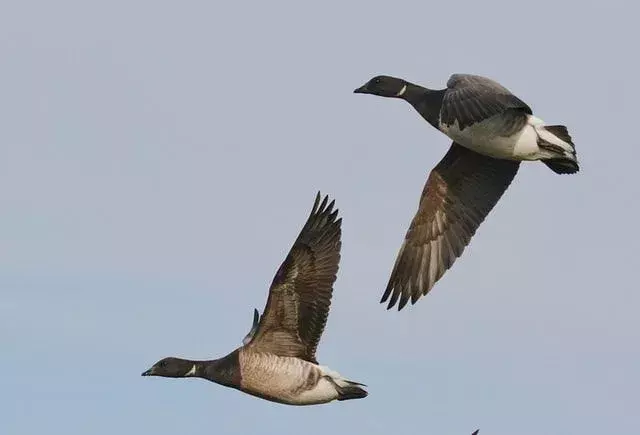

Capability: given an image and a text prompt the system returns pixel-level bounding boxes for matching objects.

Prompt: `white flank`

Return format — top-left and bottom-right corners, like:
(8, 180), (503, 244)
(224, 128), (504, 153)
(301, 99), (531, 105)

(510, 117), (541, 160)
(316, 365), (354, 389)
(513, 115), (574, 159)
(442, 114), (572, 161)
(297, 375), (341, 404)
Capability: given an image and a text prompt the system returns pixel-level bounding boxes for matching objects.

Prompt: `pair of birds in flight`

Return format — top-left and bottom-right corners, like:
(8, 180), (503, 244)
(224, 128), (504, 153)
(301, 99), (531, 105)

(142, 73), (578, 410)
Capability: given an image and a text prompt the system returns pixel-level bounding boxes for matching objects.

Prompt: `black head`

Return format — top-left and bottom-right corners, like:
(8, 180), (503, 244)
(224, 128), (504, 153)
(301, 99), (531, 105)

(141, 357), (198, 378)
(354, 75), (408, 98)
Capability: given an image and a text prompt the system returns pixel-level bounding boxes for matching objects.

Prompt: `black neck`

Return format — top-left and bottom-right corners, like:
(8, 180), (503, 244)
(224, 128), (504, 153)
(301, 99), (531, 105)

(400, 84), (446, 129)
(201, 349), (242, 387)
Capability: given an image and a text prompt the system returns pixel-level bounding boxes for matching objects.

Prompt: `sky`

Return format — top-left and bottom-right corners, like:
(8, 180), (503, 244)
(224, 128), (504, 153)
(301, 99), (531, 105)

(1, 1), (639, 434)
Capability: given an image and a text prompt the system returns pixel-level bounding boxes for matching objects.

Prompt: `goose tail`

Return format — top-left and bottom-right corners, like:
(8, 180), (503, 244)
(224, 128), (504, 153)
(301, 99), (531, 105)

(335, 379), (368, 401)
(538, 125), (579, 174)
(317, 365), (368, 401)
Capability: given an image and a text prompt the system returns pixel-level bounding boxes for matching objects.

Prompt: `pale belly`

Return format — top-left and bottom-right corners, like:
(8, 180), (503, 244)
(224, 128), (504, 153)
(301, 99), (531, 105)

(440, 116), (542, 161)
(238, 351), (339, 405)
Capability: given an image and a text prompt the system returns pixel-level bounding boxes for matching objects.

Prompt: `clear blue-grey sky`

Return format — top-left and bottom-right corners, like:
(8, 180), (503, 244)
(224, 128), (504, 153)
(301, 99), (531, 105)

(1, 1), (638, 434)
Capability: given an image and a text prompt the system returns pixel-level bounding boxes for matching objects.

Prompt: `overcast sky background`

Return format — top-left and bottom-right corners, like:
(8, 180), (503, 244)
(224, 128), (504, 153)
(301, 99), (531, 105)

(1, 1), (639, 434)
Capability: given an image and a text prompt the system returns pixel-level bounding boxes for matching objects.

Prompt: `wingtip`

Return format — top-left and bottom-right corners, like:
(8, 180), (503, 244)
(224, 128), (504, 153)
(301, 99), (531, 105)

(307, 191), (343, 233)
(312, 191), (330, 212)
(319, 194), (329, 211)
(380, 289), (401, 311)
(397, 293), (410, 310)
(383, 299), (399, 311)
(380, 291), (412, 311)
(471, 430), (479, 435)
(379, 290), (391, 306)
(311, 191), (334, 215)
(327, 198), (336, 214)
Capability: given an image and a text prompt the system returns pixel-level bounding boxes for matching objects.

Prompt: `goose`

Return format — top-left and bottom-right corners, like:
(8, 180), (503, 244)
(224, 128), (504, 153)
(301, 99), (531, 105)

(142, 193), (367, 405)
(354, 73), (579, 310)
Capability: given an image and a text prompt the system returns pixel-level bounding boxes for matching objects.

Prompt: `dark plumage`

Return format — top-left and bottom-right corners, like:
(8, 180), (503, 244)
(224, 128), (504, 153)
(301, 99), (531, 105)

(355, 73), (578, 310)
(142, 193), (367, 405)
(440, 74), (532, 130)
(247, 192), (342, 363)
(381, 143), (519, 310)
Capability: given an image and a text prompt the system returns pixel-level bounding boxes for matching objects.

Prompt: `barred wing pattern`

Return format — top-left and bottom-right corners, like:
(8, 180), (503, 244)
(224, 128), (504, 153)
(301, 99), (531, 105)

(382, 143), (520, 310)
(247, 193), (342, 363)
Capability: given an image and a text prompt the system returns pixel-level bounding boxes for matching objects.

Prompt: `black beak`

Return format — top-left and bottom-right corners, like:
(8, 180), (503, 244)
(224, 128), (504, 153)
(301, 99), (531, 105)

(353, 85), (368, 94)
(141, 368), (154, 376)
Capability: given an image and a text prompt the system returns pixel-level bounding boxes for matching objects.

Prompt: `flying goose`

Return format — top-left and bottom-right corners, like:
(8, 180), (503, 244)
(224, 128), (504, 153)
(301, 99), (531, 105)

(142, 193), (368, 405)
(354, 73), (579, 310)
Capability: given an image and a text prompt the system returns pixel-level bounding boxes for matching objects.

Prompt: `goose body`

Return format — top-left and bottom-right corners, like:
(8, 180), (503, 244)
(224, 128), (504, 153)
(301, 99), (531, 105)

(142, 193), (367, 405)
(354, 73), (579, 310)
(437, 74), (577, 165)
(236, 350), (363, 405)
(441, 111), (574, 162)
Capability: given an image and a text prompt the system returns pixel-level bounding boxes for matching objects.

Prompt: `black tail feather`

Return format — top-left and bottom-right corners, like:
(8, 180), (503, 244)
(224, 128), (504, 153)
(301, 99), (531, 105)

(542, 158), (579, 174)
(335, 381), (368, 401)
(540, 124), (578, 174)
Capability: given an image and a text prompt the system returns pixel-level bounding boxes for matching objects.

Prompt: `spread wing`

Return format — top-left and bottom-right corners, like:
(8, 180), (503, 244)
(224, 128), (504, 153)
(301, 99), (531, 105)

(381, 143), (520, 310)
(440, 74), (532, 130)
(246, 192), (341, 363)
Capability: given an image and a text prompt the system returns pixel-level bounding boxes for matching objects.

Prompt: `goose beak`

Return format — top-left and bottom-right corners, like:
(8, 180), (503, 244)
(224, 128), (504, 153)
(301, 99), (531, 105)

(141, 368), (154, 376)
(353, 85), (367, 94)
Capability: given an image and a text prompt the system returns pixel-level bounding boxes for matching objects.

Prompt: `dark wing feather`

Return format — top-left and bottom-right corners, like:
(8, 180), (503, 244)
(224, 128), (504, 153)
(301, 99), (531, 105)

(247, 192), (341, 363)
(381, 143), (520, 310)
(440, 74), (532, 130)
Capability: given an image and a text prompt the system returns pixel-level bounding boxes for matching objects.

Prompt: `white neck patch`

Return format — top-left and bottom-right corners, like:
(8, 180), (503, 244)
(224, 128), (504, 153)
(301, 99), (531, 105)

(185, 364), (197, 376)
(395, 84), (407, 97)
